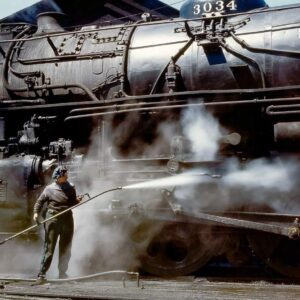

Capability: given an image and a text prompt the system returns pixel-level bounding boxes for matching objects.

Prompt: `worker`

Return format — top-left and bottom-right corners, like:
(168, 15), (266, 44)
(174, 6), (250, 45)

(33, 166), (82, 284)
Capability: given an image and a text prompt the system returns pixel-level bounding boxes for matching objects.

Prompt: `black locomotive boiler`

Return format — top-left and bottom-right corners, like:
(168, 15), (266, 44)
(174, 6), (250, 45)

(1, 0), (300, 278)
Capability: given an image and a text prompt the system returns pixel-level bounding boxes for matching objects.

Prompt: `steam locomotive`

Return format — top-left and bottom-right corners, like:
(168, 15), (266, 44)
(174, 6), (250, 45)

(1, 0), (300, 278)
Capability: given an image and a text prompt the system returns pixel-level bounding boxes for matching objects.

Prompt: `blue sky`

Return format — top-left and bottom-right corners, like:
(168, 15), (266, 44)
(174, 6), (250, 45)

(0, 0), (39, 19)
(0, 0), (299, 19)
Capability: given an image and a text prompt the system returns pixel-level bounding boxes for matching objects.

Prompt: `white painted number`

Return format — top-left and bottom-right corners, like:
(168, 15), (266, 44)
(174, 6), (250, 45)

(216, 1), (225, 11)
(194, 4), (201, 15)
(226, 0), (237, 11)
(203, 2), (212, 12)
(193, 1), (237, 15)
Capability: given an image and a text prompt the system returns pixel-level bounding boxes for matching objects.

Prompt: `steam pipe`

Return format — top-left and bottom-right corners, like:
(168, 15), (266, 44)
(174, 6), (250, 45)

(65, 97), (300, 122)
(7, 55), (101, 102)
(2, 92), (300, 113)
(7, 37), (41, 79)
(69, 99), (187, 115)
(230, 31), (300, 57)
(67, 96), (300, 116)
(0, 99), (45, 105)
(9, 65), (41, 78)
(1, 4), (300, 44)
(0, 187), (122, 246)
(0, 101), (105, 111)
(218, 38), (266, 88)
(2, 26), (32, 98)
(5, 82), (100, 103)
(266, 104), (300, 116)
(17, 50), (123, 65)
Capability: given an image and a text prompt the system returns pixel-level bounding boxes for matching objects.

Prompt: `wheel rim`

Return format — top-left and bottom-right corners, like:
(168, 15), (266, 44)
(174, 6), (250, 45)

(135, 222), (214, 276)
(248, 232), (300, 278)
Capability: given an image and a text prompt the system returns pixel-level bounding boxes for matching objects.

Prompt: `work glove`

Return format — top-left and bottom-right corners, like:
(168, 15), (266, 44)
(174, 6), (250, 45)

(77, 195), (84, 202)
(33, 213), (39, 224)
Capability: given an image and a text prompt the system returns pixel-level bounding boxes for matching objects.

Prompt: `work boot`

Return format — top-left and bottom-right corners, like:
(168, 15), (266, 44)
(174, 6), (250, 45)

(32, 275), (47, 285)
(59, 272), (68, 279)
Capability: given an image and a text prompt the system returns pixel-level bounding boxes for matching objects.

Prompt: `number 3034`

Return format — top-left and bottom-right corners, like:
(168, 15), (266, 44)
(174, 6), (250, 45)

(193, 0), (237, 14)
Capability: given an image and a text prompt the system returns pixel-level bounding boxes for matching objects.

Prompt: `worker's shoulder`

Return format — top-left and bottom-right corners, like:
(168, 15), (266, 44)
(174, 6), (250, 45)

(44, 182), (58, 191)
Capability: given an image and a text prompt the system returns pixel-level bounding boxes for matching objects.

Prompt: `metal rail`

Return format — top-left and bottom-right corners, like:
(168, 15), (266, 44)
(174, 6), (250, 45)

(64, 96), (300, 122)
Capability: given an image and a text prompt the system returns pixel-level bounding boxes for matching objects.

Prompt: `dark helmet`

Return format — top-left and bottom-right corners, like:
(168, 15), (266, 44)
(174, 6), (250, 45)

(52, 166), (68, 180)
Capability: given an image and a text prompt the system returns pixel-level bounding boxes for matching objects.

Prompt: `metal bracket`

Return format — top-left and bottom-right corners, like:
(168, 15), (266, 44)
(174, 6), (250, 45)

(162, 189), (182, 215)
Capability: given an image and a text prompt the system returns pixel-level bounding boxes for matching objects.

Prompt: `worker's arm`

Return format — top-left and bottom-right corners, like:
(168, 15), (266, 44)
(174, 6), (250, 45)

(33, 189), (48, 222)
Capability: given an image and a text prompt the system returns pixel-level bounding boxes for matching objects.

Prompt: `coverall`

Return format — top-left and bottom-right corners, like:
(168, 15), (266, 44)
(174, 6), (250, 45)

(33, 181), (78, 277)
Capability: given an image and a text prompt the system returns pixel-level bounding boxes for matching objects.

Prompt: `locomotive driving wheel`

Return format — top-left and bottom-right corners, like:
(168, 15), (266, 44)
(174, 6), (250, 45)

(247, 232), (300, 278)
(134, 222), (214, 276)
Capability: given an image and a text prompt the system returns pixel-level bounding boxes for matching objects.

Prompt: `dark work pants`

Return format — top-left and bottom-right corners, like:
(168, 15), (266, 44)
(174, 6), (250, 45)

(38, 210), (74, 277)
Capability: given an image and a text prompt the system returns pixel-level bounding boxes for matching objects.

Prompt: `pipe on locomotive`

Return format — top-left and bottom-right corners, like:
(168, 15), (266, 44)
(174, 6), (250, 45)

(3, 88), (300, 113)
(229, 31), (300, 58)
(64, 96), (300, 122)
(2, 25), (100, 103)
(66, 96), (300, 117)
(217, 38), (266, 88)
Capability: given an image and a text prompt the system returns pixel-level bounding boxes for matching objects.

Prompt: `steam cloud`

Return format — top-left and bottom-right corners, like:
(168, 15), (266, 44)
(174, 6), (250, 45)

(182, 106), (222, 161)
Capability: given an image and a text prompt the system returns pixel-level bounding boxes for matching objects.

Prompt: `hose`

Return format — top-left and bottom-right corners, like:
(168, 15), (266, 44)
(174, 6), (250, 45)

(0, 270), (140, 286)
(0, 187), (122, 246)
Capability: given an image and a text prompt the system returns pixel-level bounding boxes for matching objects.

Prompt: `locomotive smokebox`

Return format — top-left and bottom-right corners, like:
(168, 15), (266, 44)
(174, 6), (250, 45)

(35, 12), (65, 36)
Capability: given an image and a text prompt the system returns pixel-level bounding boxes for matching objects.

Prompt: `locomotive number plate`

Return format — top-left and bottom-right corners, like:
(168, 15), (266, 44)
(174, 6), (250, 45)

(193, 0), (237, 15)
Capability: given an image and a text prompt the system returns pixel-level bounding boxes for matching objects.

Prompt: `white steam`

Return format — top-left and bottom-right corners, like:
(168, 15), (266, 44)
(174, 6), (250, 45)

(124, 172), (211, 189)
(181, 106), (222, 161)
(0, 239), (42, 277)
(174, 158), (298, 213)
(223, 159), (293, 192)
